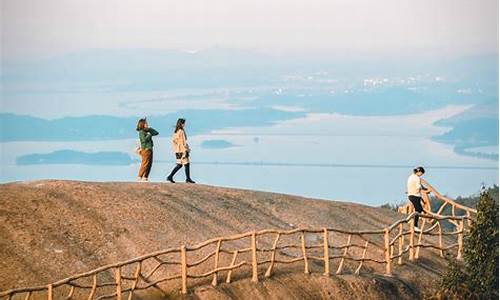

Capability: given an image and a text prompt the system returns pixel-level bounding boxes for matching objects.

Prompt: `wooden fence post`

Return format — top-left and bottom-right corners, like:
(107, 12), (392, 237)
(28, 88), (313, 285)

(226, 250), (239, 283)
(128, 263), (142, 300)
(398, 223), (404, 265)
(88, 274), (97, 300)
(415, 218), (426, 259)
(323, 228), (330, 276)
(67, 287), (75, 299)
(251, 232), (258, 282)
(409, 219), (415, 261)
(384, 228), (392, 276)
(336, 235), (351, 275)
(437, 222), (444, 257)
(47, 284), (53, 300)
(212, 239), (222, 286)
(457, 220), (464, 260)
(355, 240), (369, 275)
(265, 233), (280, 278)
(180, 245), (188, 294)
(115, 267), (122, 300)
(300, 231), (309, 274)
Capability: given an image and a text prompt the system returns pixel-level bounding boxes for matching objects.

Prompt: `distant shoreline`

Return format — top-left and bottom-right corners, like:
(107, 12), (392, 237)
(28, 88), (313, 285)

(157, 160), (498, 170)
(16, 150), (137, 166)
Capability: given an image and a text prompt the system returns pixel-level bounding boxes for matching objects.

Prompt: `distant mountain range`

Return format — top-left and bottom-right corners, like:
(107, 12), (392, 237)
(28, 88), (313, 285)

(3, 48), (498, 93)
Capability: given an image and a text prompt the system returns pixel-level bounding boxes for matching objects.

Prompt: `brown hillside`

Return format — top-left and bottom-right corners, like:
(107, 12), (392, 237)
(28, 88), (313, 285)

(0, 180), (447, 299)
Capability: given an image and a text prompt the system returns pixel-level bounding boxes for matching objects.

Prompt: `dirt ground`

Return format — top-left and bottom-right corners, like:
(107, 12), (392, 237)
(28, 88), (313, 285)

(0, 180), (448, 299)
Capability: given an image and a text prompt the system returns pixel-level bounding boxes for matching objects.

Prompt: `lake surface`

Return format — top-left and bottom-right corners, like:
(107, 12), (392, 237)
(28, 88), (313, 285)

(2, 119), (497, 206)
(2, 49), (498, 207)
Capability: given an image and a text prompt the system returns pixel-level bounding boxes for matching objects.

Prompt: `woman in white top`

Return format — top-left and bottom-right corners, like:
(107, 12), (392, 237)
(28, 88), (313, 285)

(166, 118), (196, 183)
(407, 166), (426, 230)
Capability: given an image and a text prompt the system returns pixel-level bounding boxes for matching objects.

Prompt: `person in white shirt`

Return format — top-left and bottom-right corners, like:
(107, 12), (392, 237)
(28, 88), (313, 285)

(407, 166), (427, 230)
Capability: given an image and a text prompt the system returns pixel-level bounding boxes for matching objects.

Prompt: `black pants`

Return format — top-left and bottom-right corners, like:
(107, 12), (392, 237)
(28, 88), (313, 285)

(408, 195), (423, 227)
(167, 163), (192, 180)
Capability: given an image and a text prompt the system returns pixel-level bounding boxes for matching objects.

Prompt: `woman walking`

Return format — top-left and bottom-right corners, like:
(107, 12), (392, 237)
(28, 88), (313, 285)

(136, 118), (159, 182)
(167, 118), (195, 183)
(407, 166), (427, 231)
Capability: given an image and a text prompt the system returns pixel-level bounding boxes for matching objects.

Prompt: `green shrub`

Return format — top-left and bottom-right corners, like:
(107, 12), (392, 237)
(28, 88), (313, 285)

(438, 189), (499, 299)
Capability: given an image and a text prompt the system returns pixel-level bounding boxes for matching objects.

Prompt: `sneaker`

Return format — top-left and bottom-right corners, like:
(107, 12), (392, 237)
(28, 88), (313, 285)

(186, 179), (196, 184)
(141, 177), (149, 182)
(136, 177), (142, 182)
(166, 176), (175, 183)
(414, 226), (421, 233)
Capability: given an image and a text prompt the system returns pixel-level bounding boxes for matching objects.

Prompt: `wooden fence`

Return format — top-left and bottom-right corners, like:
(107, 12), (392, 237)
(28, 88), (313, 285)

(398, 179), (477, 225)
(1, 212), (472, 300)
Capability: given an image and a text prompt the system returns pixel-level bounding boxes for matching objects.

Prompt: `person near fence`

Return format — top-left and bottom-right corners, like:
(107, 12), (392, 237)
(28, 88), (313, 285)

(136, 118), (159, 182)
(166, 118), (196, 183)
(407, 166), (428, 231)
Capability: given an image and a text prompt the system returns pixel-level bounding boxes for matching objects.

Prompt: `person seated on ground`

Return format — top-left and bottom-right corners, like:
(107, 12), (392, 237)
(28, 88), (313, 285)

(407, 166), (428, 231)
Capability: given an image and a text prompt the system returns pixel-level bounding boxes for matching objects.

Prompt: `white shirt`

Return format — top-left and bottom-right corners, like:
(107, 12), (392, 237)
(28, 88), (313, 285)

(407, 174), (421, 197)
(172, 129), (189, 153)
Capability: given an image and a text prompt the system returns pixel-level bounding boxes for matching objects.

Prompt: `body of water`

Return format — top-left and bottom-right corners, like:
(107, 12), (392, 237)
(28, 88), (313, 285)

(1, 127), (497, 206)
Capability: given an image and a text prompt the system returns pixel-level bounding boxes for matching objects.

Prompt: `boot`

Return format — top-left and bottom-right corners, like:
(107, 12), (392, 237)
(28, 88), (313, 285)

(185, 163), (196, 183)
(167, 164), (182, 183)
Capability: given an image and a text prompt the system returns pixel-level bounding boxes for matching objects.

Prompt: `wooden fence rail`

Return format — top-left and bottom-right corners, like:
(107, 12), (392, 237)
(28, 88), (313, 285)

(1, 212), (472, 300)
(398, 179), (477, 221)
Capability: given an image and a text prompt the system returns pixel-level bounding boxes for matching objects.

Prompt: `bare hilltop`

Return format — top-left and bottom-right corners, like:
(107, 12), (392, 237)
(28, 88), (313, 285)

(0, 180), (448, 299)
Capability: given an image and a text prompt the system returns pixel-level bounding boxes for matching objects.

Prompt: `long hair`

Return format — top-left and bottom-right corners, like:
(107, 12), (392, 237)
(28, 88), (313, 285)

(174, 118), (186, 133)
(136, 118), (147, 131)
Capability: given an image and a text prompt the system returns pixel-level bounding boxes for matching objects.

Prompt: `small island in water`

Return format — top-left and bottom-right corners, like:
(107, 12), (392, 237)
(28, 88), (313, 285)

(16, 150), (137, 166)
(200, 139), (237, 149)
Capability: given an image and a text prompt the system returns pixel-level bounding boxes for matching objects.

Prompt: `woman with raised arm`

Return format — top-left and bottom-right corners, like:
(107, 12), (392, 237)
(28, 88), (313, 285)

(407, 166), (428, 231)
(136, 118), (159, 182)
(166, 118), (195, 183)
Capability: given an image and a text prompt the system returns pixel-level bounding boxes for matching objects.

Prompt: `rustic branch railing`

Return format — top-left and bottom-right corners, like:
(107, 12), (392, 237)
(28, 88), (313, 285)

(1, 212), (472, 300)
(398, 179), (477, 222)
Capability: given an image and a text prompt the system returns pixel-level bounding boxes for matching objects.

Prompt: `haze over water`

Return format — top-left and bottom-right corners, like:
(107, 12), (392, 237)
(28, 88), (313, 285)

(1, 0), (498, 205)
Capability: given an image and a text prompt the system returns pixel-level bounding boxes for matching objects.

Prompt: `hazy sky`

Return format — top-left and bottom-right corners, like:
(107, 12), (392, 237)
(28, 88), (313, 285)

(1, 0), (498, 62)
